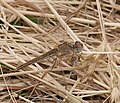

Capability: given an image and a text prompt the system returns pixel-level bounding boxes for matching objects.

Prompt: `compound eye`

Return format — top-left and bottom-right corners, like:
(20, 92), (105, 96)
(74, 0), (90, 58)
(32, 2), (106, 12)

(74, 41), (83, 52)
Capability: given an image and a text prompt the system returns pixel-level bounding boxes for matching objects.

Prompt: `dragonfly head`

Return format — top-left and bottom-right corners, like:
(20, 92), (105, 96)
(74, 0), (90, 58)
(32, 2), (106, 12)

(73, 41), (83, 53)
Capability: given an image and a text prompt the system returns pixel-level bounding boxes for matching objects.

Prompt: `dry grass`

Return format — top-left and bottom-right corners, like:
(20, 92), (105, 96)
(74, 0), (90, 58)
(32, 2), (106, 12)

(0, 0), (120, 103)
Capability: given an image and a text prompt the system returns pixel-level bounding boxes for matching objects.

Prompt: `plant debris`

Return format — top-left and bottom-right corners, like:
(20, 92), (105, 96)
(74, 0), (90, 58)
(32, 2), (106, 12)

(0, 0), (120, 103)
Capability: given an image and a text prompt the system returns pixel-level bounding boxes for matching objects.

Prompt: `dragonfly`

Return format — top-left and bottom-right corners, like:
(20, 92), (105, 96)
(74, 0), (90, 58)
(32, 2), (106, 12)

(17, 41), (83, 70)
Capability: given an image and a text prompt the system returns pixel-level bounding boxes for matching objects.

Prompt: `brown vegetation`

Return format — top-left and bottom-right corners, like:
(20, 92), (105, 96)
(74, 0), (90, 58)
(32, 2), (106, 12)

(0, 0), (120, 103)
